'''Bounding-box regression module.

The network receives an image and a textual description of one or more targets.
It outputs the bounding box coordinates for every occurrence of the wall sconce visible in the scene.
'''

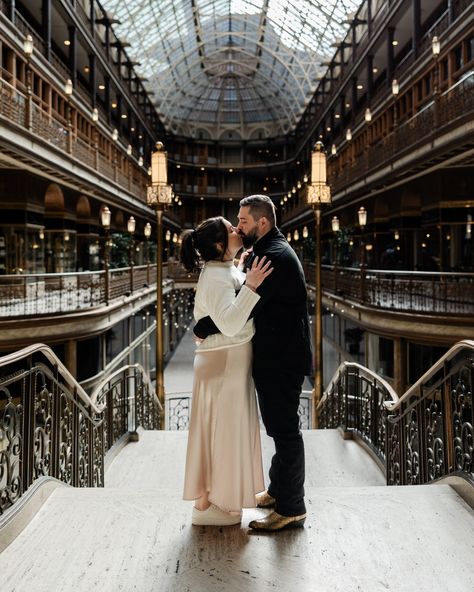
[127,144,132,155]
[302,226,309,239]
[165,229,171,241]
[92,107,99,123]
[144,222,152,239]
[172,233,178,243]
[364,107,372,122]
[287,232,292,242]
[293,229,299,241]
[346,129,352,142]
[432,35,440,57]
[391,79,400,96]
[331,216,340,232]
[331,144,337,155]
[112,129,119,141]
[138,156,144,167]
[394,230,400,240]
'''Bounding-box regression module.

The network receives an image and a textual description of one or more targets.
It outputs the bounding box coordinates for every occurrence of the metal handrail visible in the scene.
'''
[318,339,474,487]
[386,339,474,412]
[91,362,163,413]
[0,344,161,517]
[321,361,399,410]
[0,342,101,413]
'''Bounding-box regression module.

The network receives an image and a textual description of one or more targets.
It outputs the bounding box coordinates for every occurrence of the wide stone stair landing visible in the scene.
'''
[1,429,474,592]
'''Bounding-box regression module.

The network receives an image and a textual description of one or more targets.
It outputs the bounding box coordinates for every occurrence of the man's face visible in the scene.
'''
[237,206,260,248]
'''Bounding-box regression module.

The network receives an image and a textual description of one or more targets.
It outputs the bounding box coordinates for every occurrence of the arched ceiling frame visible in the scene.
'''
[102,0,362,139]
[157,48,304,120]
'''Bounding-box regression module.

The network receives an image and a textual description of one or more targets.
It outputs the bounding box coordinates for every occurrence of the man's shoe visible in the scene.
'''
[248,511,306,532]
[255,490,276,509]
[192,504,242,526]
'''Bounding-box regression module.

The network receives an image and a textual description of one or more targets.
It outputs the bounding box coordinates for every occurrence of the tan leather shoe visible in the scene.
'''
[248,511,306,532]
[255,490,276,508]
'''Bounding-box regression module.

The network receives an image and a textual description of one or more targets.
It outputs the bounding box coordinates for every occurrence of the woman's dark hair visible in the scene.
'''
[179,217,228,272]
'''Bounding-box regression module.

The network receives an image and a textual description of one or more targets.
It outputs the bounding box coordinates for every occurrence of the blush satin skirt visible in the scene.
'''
[183,341,264,512]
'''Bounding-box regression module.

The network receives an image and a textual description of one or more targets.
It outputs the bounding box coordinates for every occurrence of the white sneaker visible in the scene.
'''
[192,504,242,526]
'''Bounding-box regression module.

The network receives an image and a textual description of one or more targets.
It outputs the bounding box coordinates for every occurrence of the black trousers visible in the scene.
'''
[254,370,306,517]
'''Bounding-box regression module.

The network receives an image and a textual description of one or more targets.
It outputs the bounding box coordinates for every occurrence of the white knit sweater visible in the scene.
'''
[193,260,260,352]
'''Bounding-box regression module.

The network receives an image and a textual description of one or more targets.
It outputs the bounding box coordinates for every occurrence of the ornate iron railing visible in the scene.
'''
[328,70,474,194]
[305,264,474,316]
[0,265,168,317]
[164,390,313,431]
[319,340,474,487]
[0,344,161,516]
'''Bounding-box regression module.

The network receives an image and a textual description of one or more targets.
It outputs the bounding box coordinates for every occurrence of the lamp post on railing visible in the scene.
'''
[332,215,340,294]
[432,35,441,127]
[144,221,152,285]
[306,142,332,428]
[358,206,367,303]
[147,142,173,424]
[64,78,73,154]
[127,215,136,293]
[23,34,33,130]
[101,206,111,306]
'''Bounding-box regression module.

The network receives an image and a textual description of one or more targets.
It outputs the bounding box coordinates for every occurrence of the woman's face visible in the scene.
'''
[223,219,243,259]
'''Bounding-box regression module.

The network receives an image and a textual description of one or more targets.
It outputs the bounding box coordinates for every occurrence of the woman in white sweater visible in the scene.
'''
[180,216,272,526]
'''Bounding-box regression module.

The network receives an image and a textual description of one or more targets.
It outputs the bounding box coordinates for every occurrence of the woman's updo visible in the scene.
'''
[179,217,229,272]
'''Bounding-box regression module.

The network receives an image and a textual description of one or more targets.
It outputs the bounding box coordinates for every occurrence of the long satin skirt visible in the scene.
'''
[183,341,264,512]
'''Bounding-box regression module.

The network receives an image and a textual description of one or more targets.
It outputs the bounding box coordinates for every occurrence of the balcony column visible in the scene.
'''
[393,337,407,396]
[412,0,421,58]
[104,75,111,123]
[89,0,95,37]
[65,339,77,379]
[367,0,372,38]
[8,0,15,23]
[366,55,374,103]
[42,0,51,62]
[68,25,77,87]
[387,27,395,87]
[88,54,96,107]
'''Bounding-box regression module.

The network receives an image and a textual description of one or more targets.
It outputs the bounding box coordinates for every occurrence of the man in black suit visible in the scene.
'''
[194,195,312,531]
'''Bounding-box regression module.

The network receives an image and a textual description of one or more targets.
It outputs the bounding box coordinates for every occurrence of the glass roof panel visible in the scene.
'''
[101,0,361,139]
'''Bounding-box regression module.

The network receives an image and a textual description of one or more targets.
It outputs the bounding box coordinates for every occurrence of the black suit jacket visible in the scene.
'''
[194,227,313,377]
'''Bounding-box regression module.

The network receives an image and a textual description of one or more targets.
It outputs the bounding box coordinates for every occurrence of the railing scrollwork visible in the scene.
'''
[319,340,474,487]
[0,345,161,517]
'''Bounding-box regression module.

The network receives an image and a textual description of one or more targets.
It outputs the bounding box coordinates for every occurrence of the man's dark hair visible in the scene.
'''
[239,194,276,226]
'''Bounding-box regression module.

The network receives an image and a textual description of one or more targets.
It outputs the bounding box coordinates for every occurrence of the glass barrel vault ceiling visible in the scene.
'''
[101,0,362,140]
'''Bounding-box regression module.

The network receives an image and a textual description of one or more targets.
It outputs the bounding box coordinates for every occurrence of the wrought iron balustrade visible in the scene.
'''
[0,265,166,318]
[319,340,474,487]
[0,73,143,199]
[305,263,474,316]
[328,70,474,194]
[164,390,313,431]
[0,344,161,517]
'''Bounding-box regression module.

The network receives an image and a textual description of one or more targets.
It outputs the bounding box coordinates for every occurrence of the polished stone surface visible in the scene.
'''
[1,429,473,592]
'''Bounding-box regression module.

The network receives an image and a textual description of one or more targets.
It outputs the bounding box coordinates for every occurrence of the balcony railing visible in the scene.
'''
[0,344,161,519]
[320,340,474,487]
[0,265,170,318]
[0,77,146,201]
[305,264,474,316]
[328,71,474,195]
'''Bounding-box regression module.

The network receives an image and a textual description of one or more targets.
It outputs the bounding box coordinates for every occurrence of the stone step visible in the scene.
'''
[0,482,473,592]
[1,429,473,591]
[105,429,386,490]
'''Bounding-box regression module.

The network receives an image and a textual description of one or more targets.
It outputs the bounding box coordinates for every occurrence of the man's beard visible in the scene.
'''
[241,227,258,248]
